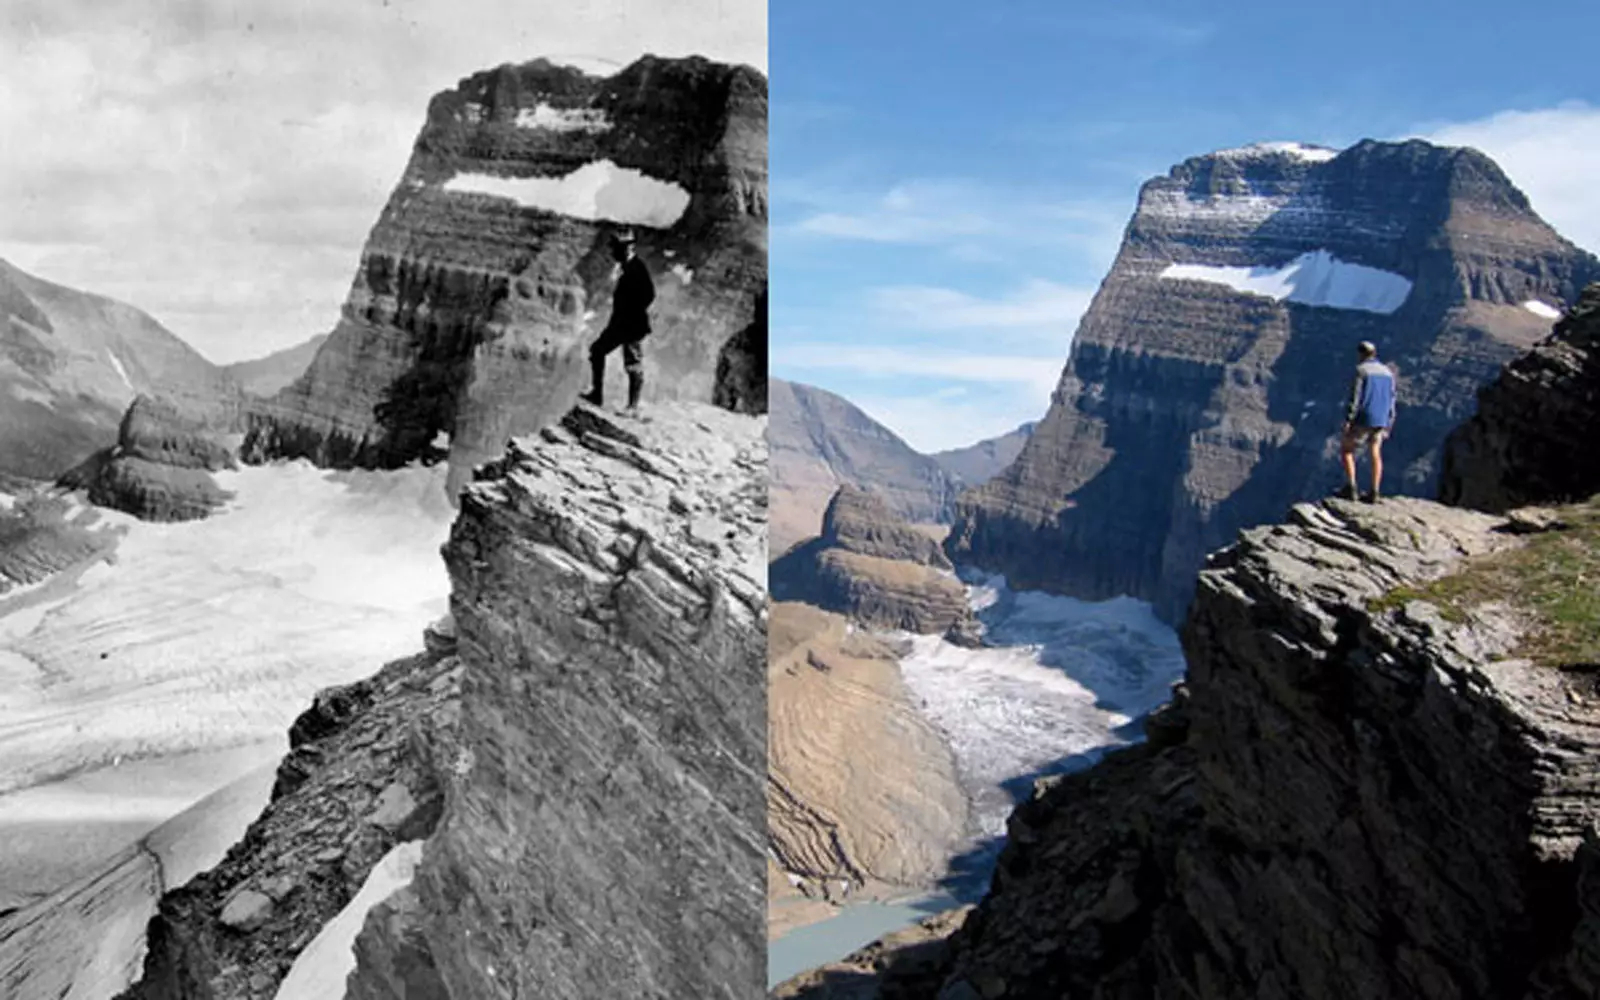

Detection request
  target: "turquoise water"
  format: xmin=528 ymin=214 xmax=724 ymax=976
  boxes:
xmin=767 ymin=891 xmax=961 ymax=989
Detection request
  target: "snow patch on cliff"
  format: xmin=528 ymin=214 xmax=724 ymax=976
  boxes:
xmin=1160 ymin=249 xmax=1413 ymax=314
xmin=273 ymin=839 xmax=426 ymax=999
xmin=1215 ymin=141 xmax=1340 ymax=163
xmin=513 ymin=103 xmax=611 ymax=133
xmin=1523 ymin=299 xmax=1563 ymax=320
xmin=443 ymin=160 xmax=690 ymax=227
xmin=105 ymin=351 xmax=133 ymax=391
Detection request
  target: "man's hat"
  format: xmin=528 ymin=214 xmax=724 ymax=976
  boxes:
xmin=610 ymin=228 xmax=637 ymax=246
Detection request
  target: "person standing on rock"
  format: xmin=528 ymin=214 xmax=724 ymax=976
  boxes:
xmin=581 ymin=229 xmax=655 ymax=415
xmin=1338 ymin=340 xmax=1397 ymax=503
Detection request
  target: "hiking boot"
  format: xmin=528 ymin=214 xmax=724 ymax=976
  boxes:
xmin=580 ymin=388 xmax=602 ymax=407
xmin=1360 ymin=490 xmax=1379 ymax=504
xmin=1335 ymin=484 xmax=1357 ymax=501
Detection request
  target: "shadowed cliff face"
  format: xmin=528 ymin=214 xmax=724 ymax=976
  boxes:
xmin=1440 ymin=283 xmax=1600 ymax=513
xmin=241 ymin=55 xmax=767 ymax=496
xmin=949 ymin=139 xmax=1600 ymax=623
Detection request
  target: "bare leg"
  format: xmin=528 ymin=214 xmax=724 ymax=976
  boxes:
xmin=1340 ymin=431 xmax=1359 ymax=493
xmin=1368 ymin=436 xmax=1384 ymax=496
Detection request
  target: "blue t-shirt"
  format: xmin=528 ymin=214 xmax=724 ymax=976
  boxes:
xmin=1347 ymin=358 xmax=1396 ymax=428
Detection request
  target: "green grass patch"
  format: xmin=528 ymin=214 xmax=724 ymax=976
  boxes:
xmin=1367 ymin=500 xmax=1600 ymax=668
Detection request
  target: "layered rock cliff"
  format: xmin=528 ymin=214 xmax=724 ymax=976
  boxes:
xmin=241 ymin=56 xmax=767 ymax=496
xmin=118 ymin=402 xmax=766 ymax=999
xmin=1441 ymin=282 xmax=1600 ymax=512
xmin=768 ymin=603 xmax=969 ymax=932
xmin=772 ymin=486 xmax=969 ymax=635
xmin=0 ymin=258 xmax=242 ymax=480
xmin=770 ymin=378 xmax=956 ymax=558
xmin=950 ymin=139 xmax=1600 ymax=622
xmin=781 ymin=283 xmax=1600 ymax=999
xmin=59 ymin=395 xmax=237 ymax=522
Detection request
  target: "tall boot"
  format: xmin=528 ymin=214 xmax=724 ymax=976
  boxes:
xmin=625 ymin=369 xmax=643 ymax=413
xmin=581 ymin=355 xmax=604 ymax=406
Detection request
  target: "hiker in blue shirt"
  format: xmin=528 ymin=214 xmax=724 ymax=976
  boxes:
xmin=1338 ymin=341 xmax=1397 ymax=503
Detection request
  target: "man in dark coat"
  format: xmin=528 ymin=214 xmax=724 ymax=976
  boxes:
xmin=582 ymin=229 xmax=655 ymax=413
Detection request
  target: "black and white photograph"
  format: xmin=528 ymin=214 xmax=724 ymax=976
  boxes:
xmin=0 ymin=1 xmax=766 ymax=997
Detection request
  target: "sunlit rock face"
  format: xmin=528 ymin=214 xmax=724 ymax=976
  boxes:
xmin=242 ymin=54 xmax=767 ymax=496
xmin=950 ymin=138 xmax=1600 ymax=622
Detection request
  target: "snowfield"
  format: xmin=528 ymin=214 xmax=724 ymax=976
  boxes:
xmin=442 ymin=160 xmax=691 ymax=227
xmin=0 ymin=460 xmax=454 ymax=876
xmin=1523 ymin=299 xmax=1563 ymax=320
xmin=1160 ymin=249 xmax=1414 ymax=314
xmin=897 ymin=573 xmax=1186 ymax=837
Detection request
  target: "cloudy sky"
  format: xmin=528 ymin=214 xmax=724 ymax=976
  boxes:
xmin=771 ymin=0 xmax=1600 ymax=453
xmin=0 ymin=0 xmax=765 ymax=364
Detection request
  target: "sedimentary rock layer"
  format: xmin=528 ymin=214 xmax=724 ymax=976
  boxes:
xmin=346 ymin=402 xmax=767 ymax=999
xmin=772 ymin=486 xmax=969 ymax=634
xmin=61 ymin=396 xmax=237 ymax=522
xmin=767 ymin=603 xmax=969 ymax=920
xmin=1441 ymin=281 xmax=1600 ymax=512
xmin=770 ymin=378 xmax=956 ymax=558
xmin=242 ymin=56 xmax=767 ymax=495
xmin=950 ymin=139 xmax=1600 ymax=621
xmin=116 ymin=648 xmax=460 ymax=1000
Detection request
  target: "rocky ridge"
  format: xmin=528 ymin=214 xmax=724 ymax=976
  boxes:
xmin=117 ymin=402 xmax=766 ymax=998
xmin=0 ymin=258 xmax=242 ymax=480
xmin=932 ymin=421 xmax=1037 ymax=489
xmin=770 ymin=378 xmax=956 ymax=558
xmin=60 ymin=395 xmax=237 ymax=522
xmin=1441 ymin=282 xmax=1600 ymax=512
xmin=950 ymin=139 xmax=1600 ymax=622
xmin=772 ymin=485 xmax=970 ymax=635
xmin=779 ymin=281 xmax=1600 ymax=999
xmin=241 ymin=56 xmax=767 ymax=496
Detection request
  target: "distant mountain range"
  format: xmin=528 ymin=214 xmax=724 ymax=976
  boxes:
xmin=0 ymin=259 xmax=240 ymax=479
xmin=222 ymin=334 xmax=328 ymax=397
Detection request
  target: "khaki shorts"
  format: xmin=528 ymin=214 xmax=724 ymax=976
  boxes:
xmin=1343 ymin=424 xmax=1387 ymax=447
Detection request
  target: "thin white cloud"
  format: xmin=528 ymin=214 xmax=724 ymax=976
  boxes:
xmin=784 ymin=177 xmax=1127 ymax=264
xmin=772 ymin=343 xmax=1062 ymax=396
xmin=845 ymin=388 xmax=1051 ymax=455
xmin=0 ymin=0 xmax=764 ymax=364
xmin=1420 ymin=102 xmax=1600 ymax=253
xmin=868 ymin=279 xmax=1094 ymax=334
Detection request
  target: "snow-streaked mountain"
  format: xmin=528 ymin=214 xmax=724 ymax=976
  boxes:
xmin=0 ymin=259 xmax=240 ymax=479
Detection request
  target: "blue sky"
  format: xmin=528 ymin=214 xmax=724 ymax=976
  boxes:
xmin=771 ymin=0 xmax=1600 ymax=452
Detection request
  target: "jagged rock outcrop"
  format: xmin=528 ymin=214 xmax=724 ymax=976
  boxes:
xmin=116 ymin=647 xmax=460 ymax=1000
xmin=0 ymin=258 xmax=242 ymax=479
xmin=950 ymin=139 xmax=1600 ymax=622
xmin=1441 ymin=282 xmax=1600 ymax=512
xmin=715 ymin=287 xmax=768 ymax=415
xmin=241 ymin=56 xmax=767 ymax=496
xmin=786 ymin=493 xmax=1600 ymax=999
xmin=767 ymin=603 xmax=969 ymax=935
xmin=932 ymin=421 xmax=1037 ymax=488
xmin=770 ymin=378 xmax=956 ymax=558
xmin=772 ymin=486 xmax=970 ymax=634
xmin=59 ymin=395 xmax=237 ymax=522
xmin=329 ymin=402 xmax=766 ymax=999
